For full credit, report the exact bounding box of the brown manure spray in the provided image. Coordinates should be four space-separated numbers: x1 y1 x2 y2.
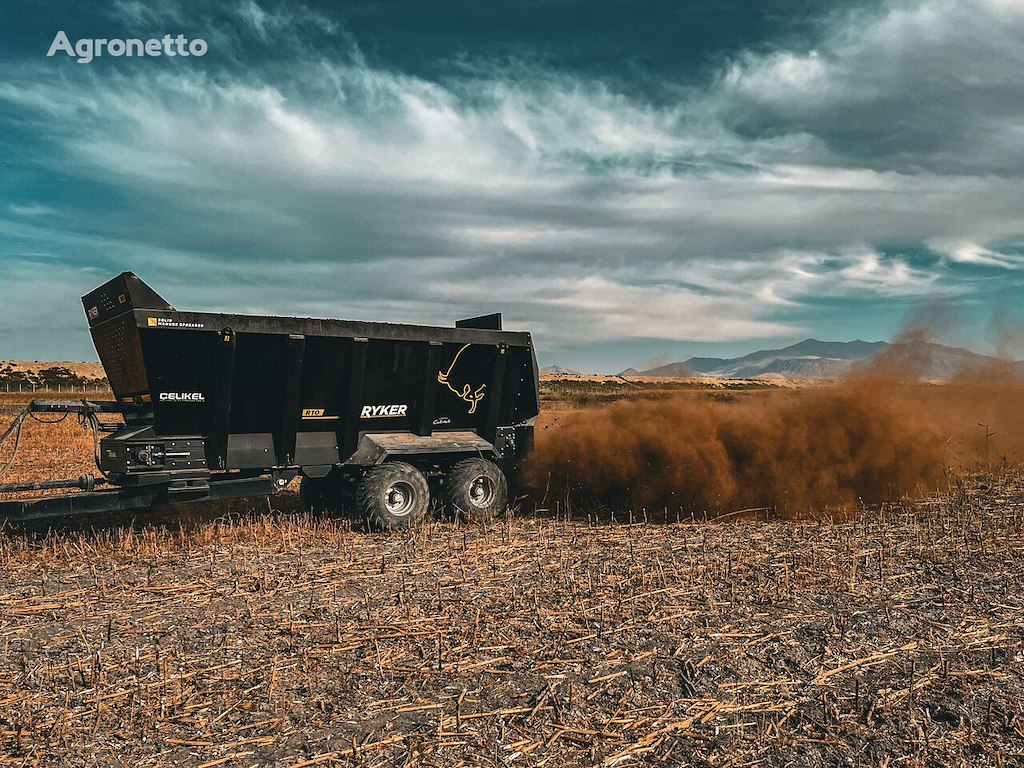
525 372 1024 518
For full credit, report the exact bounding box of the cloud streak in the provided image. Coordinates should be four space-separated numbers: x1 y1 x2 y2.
0 0 1022 368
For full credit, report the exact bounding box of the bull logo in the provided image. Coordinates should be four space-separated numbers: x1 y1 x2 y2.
438 344 486 414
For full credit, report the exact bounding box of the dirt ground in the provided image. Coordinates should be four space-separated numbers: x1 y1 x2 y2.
1 385 1023 766
0 475 1021 766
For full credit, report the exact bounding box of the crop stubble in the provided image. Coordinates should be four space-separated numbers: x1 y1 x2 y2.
1 385 1023 766
0 476 1022 766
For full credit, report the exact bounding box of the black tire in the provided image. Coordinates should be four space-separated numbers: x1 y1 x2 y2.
357 462 430 530
446 458 508 523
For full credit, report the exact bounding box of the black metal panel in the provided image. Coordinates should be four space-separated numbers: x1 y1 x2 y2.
279 335 306 465
456 313 502 330
294 432 340 466
207 327 236 470
132 309 532 348
344 431 495 466
91 313 149 399
416 342 442 436
100 429 207 476
508 345 541 425
434 341 496 433
82 271 174 328
226 433 276 468
0 486 164 521
297 335 350 433
84 272 171 402
484 344 510 440
0 474 279 523
500 425 535 463
228 332 288 438
342 338 369 457
358 339 423 435
143 326 218 436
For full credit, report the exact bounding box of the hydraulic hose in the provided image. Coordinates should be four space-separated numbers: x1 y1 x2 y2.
0 403 111 485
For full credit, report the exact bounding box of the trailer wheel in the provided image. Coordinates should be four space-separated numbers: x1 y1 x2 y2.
446 458 508 523
357 462 430 530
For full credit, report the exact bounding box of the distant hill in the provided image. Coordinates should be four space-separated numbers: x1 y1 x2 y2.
541 365 583 376
618 338 1018 380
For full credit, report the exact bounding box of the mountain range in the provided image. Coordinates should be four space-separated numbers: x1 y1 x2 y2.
616 338 1019 380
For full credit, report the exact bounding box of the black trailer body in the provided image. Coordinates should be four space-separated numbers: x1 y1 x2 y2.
1 272 539 527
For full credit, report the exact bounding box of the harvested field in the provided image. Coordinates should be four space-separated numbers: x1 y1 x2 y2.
0 363 106 382
1 474 1023 766
2 378 1024 765
539 375 790 412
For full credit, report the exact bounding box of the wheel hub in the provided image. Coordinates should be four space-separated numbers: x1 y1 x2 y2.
468 476 496 508
385 481 416 516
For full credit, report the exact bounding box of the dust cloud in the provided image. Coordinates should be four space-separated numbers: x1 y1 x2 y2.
525 372 1024 517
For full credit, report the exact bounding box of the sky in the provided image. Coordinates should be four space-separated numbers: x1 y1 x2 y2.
1 0 1023 372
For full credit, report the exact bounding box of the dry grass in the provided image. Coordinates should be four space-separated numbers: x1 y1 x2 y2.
0 363 106 381
1 381 1023 765
539 376 789 413
0 475 1023 766
0 401 115 499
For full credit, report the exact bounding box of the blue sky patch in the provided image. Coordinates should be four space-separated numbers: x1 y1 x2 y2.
1 0 1023 371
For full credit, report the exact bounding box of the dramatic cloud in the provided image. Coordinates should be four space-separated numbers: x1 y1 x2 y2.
715 0 1024 175
0 0 1022 369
